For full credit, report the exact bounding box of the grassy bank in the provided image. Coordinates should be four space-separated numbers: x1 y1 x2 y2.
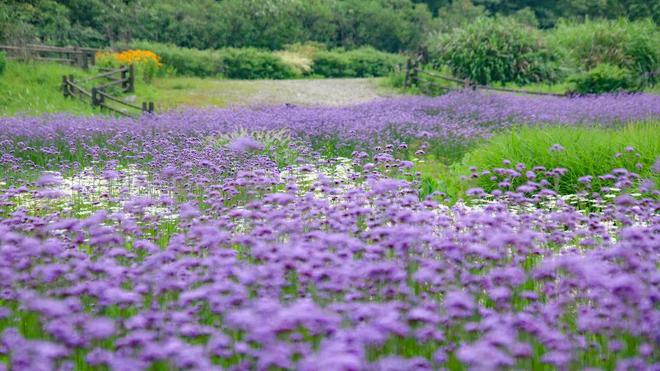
416 122 660 200
0 61 98 116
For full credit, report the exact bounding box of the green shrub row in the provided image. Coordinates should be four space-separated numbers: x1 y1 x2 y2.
117 41 297 79
120 41 404 79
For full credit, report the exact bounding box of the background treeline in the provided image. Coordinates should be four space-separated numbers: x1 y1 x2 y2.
1 0 658 53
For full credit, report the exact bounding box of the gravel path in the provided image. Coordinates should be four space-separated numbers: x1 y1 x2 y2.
213 78 399 107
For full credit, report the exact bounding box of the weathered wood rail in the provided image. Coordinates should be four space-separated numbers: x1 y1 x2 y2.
0 44 98 69
62 65 155 118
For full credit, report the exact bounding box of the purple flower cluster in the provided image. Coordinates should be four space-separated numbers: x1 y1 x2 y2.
0 93 658 370
1 91 658 153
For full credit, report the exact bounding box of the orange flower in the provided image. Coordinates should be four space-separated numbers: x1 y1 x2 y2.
96 50 162 67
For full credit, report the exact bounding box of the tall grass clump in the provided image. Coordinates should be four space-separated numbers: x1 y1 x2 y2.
428 16 557 85
453 122 660 196
548 18 659 88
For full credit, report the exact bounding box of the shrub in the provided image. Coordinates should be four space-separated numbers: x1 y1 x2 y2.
429 17 557 85
548 19 659 87
218 48 297 79
312 51 354 77
569 63 637 95
0 51 6 75
312 47 405 78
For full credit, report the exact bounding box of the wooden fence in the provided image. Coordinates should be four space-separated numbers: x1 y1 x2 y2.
0 44 98 69
404 55 567 97
62 65 155 118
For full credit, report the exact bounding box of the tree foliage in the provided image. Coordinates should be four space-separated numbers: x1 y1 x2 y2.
0 0 656 54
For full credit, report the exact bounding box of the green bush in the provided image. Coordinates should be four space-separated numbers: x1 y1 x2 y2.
569 63 637 94
548 19 659 87
312 51 354 77
429 17 557 85
218 48 297 79
312 47 405 78
0 51 6 75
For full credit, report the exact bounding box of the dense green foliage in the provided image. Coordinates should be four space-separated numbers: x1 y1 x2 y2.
219 48 298 80
0 0 431 53
312 48 406 78
1 0 657 53
429 17 557 85
569 63 636 94
414 0 660 26
548 18 659 87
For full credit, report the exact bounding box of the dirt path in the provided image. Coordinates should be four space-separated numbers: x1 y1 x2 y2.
153 77 400 110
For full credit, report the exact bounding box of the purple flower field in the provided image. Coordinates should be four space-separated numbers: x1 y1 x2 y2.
0 91 659 370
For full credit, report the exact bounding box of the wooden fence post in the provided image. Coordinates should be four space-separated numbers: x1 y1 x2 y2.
404 58 412 89
410 63 419 87
81 50 89 70
72 46 80 68
120 65 128 92
91 87 99 107
127 64 135 93
62 76 69 98
141 102 155 114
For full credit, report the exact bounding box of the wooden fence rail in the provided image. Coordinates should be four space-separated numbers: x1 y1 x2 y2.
0 44 99 69
62 65 154 118
404 55 567 97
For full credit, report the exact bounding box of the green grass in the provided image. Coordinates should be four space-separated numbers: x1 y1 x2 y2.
419 122 660 200
136 76 260 111
0 61 99 116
